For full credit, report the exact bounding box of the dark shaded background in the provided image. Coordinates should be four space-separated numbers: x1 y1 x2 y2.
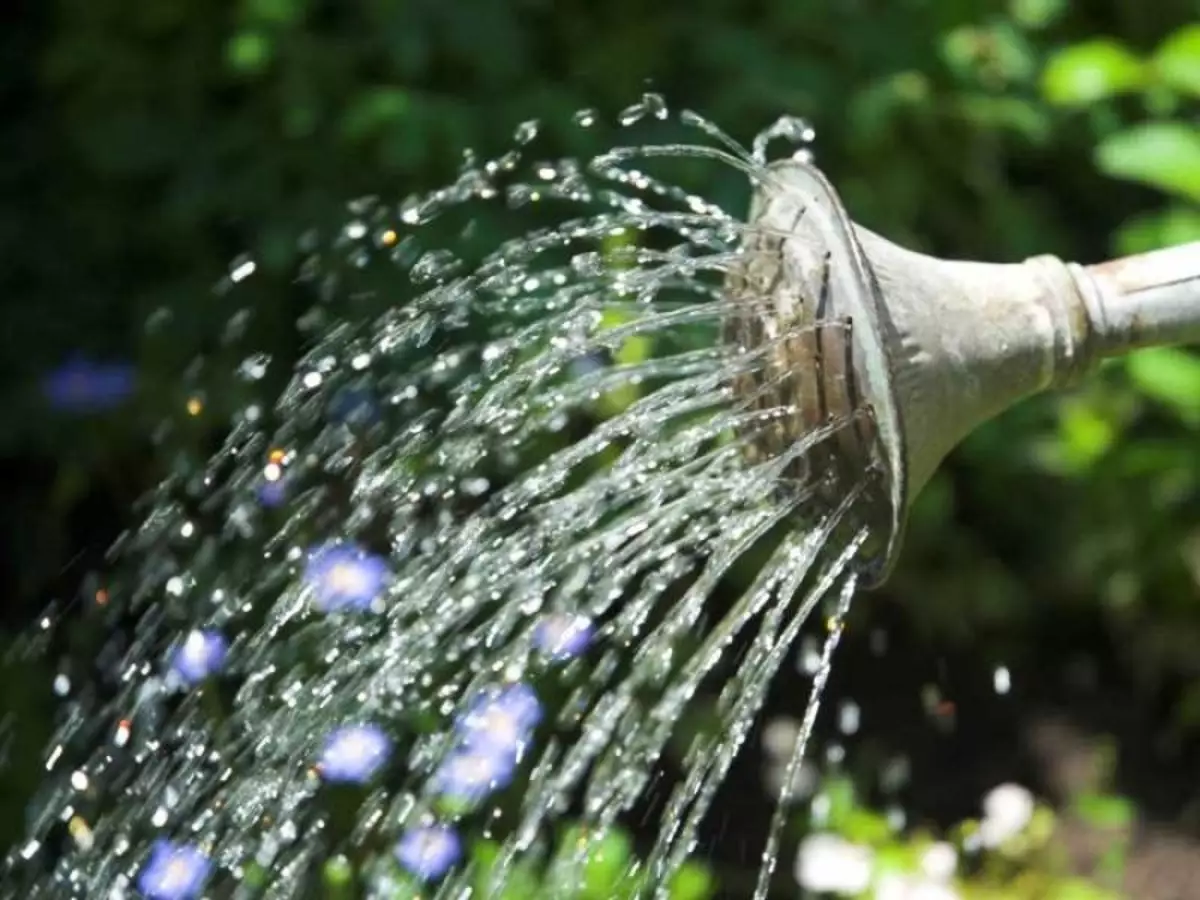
2 1 1199 896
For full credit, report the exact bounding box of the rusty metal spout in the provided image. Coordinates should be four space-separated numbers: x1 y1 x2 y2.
1079 241 1200 356
730 159 1200 587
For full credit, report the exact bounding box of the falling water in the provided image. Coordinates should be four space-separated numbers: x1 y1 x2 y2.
10 97 881 898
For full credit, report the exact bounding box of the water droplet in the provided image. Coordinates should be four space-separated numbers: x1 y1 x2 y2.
993 665 1011 695
618 93 667 126
230 256 257 282
410 249 461 284
751 115 817 166
837 701 860 735
514 119 540 145
644 92 668 120
239 354 271 381
15 97 875 900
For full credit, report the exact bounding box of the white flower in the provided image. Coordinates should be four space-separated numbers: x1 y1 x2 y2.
918 842 957 882
762 758 817 801
979 783 1034 848
761 716 801 760
795 833 874 895
875 873 961 900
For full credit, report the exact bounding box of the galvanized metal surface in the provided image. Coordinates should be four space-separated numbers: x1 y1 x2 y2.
731 160 1200 587
1082 240 1200 355
728 162 906 588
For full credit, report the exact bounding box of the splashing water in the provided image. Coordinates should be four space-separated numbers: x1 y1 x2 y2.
11 97 878 898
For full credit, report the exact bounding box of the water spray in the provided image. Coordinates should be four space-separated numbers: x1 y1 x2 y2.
735 159 1200 587
15 106 1198 899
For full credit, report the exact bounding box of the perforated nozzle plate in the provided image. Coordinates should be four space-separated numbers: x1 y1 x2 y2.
728 160 908 588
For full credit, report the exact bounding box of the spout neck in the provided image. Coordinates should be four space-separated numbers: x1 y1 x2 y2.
853 228 1093 499
863 235 1200 501
1072 240 1200 359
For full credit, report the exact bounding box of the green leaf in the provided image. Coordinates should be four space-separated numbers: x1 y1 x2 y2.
595 305 651 416
241 862 269 888
668 861 715 900
581 829 633 898
1143 83 1182 118
820 776 859 829
1041 39 1145 106
1114 206 1200 257
1072 792 1135 830
841 809 892 845
432 791 476 818
941 27 984 80
340 87 411 142
989 23 1038 84
474 841 543 900
956 95 1052 143
1058 401 1117 471
471 838 502 881
246 0 305 26
1047 878 1123 900
1010 0 1066 31
1095 122 1200 202
225 31 272 74
871 842 916 877
322 855 354 897
1152 25 1200 97
1125 348 1200 424
550 826 636 899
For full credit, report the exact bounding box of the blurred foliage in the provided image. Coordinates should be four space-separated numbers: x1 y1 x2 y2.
3 0 1200 896
311 825 716 900
798 771 1133 898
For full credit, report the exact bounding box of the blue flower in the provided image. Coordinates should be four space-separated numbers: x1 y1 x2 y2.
569 351 610 378
394 824 462 882
533 613 594 661
328 386 379 427
42 357 135 412
431 746 517 804
455 683 542 756
317 724 392 784
303 543 390 612
136 840 211 900
257 477 289 508
170 630 228 686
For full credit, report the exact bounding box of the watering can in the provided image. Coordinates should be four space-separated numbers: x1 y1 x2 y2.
736 160 1200 587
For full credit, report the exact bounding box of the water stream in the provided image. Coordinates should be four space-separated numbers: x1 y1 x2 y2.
9 98 879 898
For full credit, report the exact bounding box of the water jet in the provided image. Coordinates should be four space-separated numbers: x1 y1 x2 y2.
13 107 1200 899
735 158 1200 587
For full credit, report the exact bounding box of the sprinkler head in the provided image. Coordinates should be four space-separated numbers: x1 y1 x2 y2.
729 158 1200 588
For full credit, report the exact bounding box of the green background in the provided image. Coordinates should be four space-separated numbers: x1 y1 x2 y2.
2 1 1199 896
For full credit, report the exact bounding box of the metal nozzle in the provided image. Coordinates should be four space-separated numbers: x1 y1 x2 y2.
728 159 1200 588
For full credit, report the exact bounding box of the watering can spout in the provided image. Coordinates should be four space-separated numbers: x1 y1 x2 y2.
731 159 1200 587
1080 240 1200 357
848 227 1200 498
